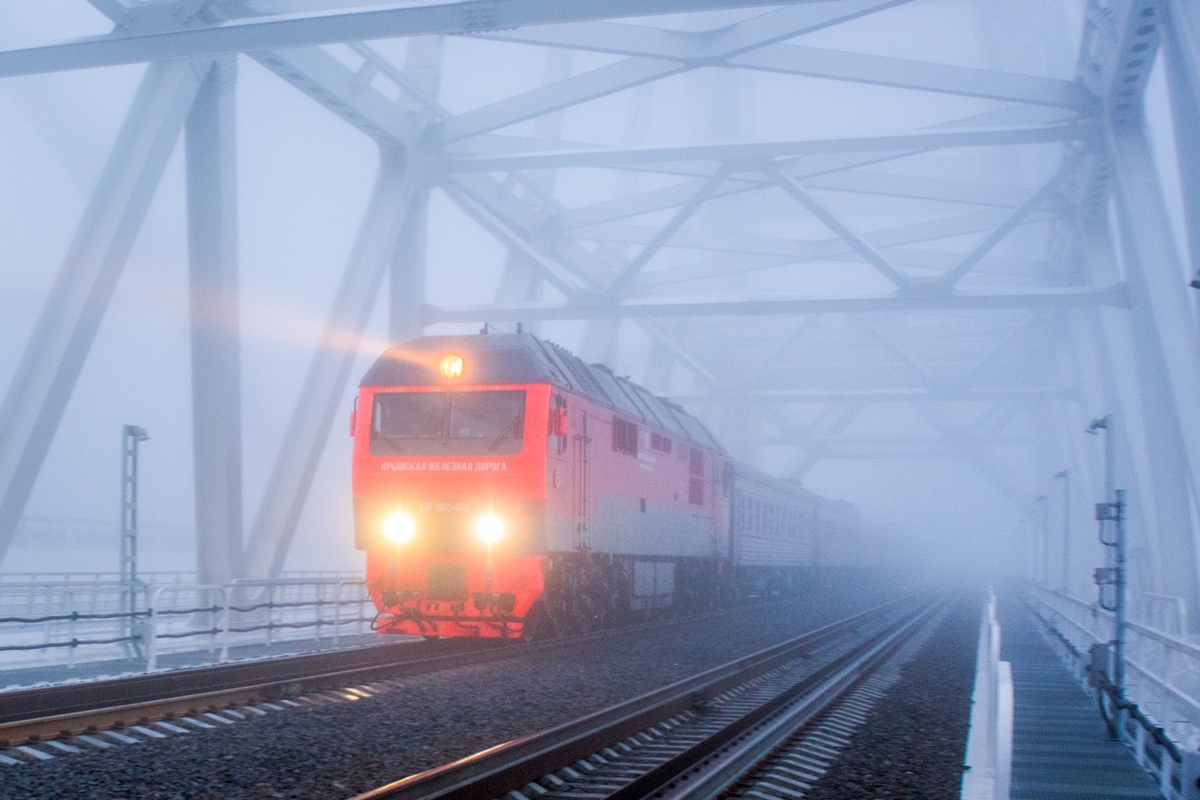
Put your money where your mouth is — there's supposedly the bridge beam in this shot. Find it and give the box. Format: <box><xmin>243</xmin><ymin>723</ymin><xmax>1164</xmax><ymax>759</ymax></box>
<box><xmin>0</xmin><ymin>0</ymin><xmax>856</xmax><ymax>78</ymax></box>
<box><xmin>1107</xmin><ymin>122</ymin><xmax>1200</xmax><ymax>630</ymax></box>
<box><xmin>186</xmin><ymin>56</ymin><xmax>245</xmax><ymax>584</ymax></box>
<box><xmin>426</xmin><ymin>285</ymin><xmax>1126</xmax><ymax>323</ymax></box>
<box><xmin>1162</xmin><ymin>0</ymin><xmax>1200</xmax><ymax>283</ymax></box>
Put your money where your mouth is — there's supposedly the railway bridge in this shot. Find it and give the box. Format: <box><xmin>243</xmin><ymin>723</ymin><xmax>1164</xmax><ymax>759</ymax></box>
<box><xmin>0</xmin><ymin>1</ymin><xmax>1199</xmax><ymax>795</ymax></box>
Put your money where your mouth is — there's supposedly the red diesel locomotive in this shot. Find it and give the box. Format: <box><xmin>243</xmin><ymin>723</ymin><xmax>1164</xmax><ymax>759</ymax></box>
<box><xmin>352</xmin><ymin>332</ymin><xmax>862</xmax><ymax>639</ymax></box>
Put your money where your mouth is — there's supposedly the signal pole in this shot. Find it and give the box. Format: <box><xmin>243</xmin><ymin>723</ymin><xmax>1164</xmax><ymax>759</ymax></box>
<box><xmin>120</xmin><ymin>425</ymin><xmax>149</xmax><ymax>658</ymax></box>
<box><xmin>1056</xmin><ymin>469</ymin><xmax>1070</xmax><ymax>591</ymax></box>
<box><xmin>1088</xmin><ymin>415</ymin><xmax>1126</xmax><ymax>702</ymax></box>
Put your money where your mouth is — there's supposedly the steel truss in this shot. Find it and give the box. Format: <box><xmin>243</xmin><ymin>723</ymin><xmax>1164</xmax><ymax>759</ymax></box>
<box><xmin>0</xmin><ymin>0</ymin><xmax>1197</xmax><ymax>632</ymax></box>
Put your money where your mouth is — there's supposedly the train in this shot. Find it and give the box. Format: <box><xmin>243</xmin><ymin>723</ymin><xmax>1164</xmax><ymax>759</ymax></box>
<box><xmin>351</xmin><ymin>331</ymin><xmax>867</xmax><ymax>639</ymax></box>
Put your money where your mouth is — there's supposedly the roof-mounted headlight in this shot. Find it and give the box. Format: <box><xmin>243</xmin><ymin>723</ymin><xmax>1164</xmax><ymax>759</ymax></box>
<box><xmin>439</xmin><ymin>353</ymin><xmax>464</xmax><ymax>379</ymax></box>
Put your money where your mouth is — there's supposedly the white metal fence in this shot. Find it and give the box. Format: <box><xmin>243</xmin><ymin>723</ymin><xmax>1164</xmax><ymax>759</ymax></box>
<box><xmin>1027</xmin><ymin>585</ymin><xmax>1200</xmax><ymax>748</ymax></box>
<box><xmin>0</xmin><ymin>571</ymin><xmax>194</xmax><ymax>585</ymax></box>
<box><xmin>0</xmin><ymin>574</ymin><xmax>376</xmax><ymax>675</ymax></box>
<box><xmin>1025</xmin><ymin>585</ymin><xmax>1200</xmax><ymax>800</ymax></box>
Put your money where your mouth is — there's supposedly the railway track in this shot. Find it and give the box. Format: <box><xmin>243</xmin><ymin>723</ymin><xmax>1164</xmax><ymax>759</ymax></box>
<box><xmin>353</xmin><ymin>596</ymin><xmax>940</xmax><ymax>800</ymax></box>
<box><xmin>0</xmin><ymin>596</ymin><xmax>812</xmax><ymax>754</ymax></box>
<box><xmin>0</xmin><ymin>638</ymin><xmax>507</xmax><ymax>750</ymax></box>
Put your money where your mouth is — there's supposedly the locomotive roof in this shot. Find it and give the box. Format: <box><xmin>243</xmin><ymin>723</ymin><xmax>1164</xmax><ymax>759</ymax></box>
<box><xmin>362</xmin><ymin>333</ymin><xmax>724</xmax><ymax>452</ymax></box>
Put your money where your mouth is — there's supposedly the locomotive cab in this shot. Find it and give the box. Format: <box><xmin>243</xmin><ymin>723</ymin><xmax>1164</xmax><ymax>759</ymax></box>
<box><xmin>353</xmin><ymin>332</ymin><xmax>735</xmax><ymax>640</ymax></box>
<box><xmin>353</xmin><ymin>337</ymin><xmax>555</xmax><ymax>638</ymax></box>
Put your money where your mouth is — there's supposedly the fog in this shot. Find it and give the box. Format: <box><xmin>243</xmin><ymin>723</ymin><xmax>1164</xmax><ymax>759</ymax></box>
<box><xmin>0</xmin><ymin>0</ymin><xmax>1191</xmax><ymax>596</ymax></box>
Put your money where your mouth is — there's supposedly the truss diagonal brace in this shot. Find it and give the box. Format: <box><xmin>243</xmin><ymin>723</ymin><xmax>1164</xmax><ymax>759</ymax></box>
<box><xmin>444</xmin><ymin>175</ymin><xmax>717</xmax><ymax>386</ymax></box>
<box><xmin>252</xmin><ymin>47</ymin><xmax>418</xmax><ymax>149</ymax></box>
<box><xmin>917</xmin><ymin>406</ymin><xmax>1028</xmax><ymax>506</ymax></box>
<box><xmin>436</xmin><ymin>57</ymin><xmax>684</xmax><ymax>145</ymax></box>
<box><xmin>703</xmin><ymin>0</ymin><xmax>912</xmax><ymax>59</ymax></box>
<box><xmin>441</xmin><ymin>181</ymin><xmax>592</xmax><ymax>297</ymax></box>
<box><xmin>768</xmin><ymin>166</ymin><xmax>908</xmax><ymax>288</ymax></box>
<box><xmin>939</xmin><ymin>150</ymin><xmax>1084</xmax><ymax>287</ymax></box>
<box><xmin>242</xmin><ymin>152</ymin><xmax>417</xmax><ymax>577</ymax></box>
<box><xmin>0</xmin><ymin>60</ymin><xmax>207</xmax><ymax>566</ymax></box>
<box><xmin>604</xmin><ymin>166</ymin><xmax>728</xmax><ymax>297</ymax></box>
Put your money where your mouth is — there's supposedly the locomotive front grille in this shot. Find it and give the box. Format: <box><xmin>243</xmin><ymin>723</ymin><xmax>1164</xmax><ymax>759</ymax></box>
<box><xmin>427</xmin><ymin>563</ymin><xmax>469</xmax><ymax>601</ymax></box>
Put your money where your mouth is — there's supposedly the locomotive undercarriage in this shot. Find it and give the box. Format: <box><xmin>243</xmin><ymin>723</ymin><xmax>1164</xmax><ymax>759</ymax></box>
<box><xmin>524</xmin><ymin>551</ymin><xmax>725</xmax><ymax>640</ymax></box>
<box><xmin>371</xmin><ymin>556</ymin><xmax>527</xmax><ymax>638</ymax></box>
<box><xmin>373</xmin><ymin>597</ymin><xmax>523</xmax><ymax>638</ymax></box>
<box><xmin>371</xmin><ymin>551</ymin><xmax>820</xmax><ymax>641</ymax></box>
<box><xmin>525</xmin><ymin>551</ymin><xmax>623</xmax><ymax>639</ymax></box>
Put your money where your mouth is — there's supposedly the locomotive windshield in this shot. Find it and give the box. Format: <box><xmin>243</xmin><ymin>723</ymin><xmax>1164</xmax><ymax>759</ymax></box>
<box><xmin>370</xmin><ymin>390</ymin><xmax>526</xmax><ymax>456</ymax></box>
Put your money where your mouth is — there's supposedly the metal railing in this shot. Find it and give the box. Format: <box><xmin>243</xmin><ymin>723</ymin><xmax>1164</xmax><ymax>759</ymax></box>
<box><xmin>0</xmin><ymin>584</ymin><xmax>143</xmax><ymax>669</ymax></box>
<box><xmin>1026</xmin><ymin>585</ymin><xmax>1200</xmax><ymax>745</ymax></box>
<box><xmin>0</xmin><ymin>569</ymin><xmax>358</xmax><ymax>586</ymax></box>
<box><xmin>0</xmin><ymin>571</ymin><xmax>194</xmax><ymax>585</ymax></box>
<box><xmin>1024</xmin><ymin>586</ymin><xmax>1200</xmax><ymax>800</ymax></box>
<box><xmin>0</xmin><ymin>577</ymin><xmax>375</xmax><ymax>674</ymax></box>
<box><xmin>1140</xmin><ymin>592</ymin><xmax>1190</xmax><ymax>639</ymax></box>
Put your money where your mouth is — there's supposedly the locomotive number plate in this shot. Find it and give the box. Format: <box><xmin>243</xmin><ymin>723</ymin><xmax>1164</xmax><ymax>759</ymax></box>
<box><xmin>420</xmin><ymin>501</ymin><xmax>472</xmax><ymax>513</ymax></box>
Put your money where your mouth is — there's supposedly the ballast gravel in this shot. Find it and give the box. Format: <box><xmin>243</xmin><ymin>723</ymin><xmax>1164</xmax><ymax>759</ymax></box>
<box><xmin>1</xmin><ymin>578</ymin><xmax>908</xmax><ymax>799</ymax></box>
<box><xmin>801</xmin><ymin>594</ymin><xmax>980</xmax><ymax>800</ymax></box>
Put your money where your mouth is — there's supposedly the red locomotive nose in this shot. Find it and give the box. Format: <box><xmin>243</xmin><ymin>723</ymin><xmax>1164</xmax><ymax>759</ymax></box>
<box><xmin>370</xmin><ymin>552</ymin><xmax>542</xmax><ymax>639</ymax></box>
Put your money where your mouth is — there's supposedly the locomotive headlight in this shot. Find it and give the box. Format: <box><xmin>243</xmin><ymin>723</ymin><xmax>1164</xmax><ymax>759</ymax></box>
<box><xmin>475</xmin><ymin>513</ymin><xmax>505</xmax><ymax>545</ymax></box>
<box><xmin>439</xmin><ymin>353</ymin><xmax>464</xmax><ymax>379</ymax></box>
<box><xmin>382</xmin><ymin>512</ymin><xmax>416</xmax><ymax>544</ymax></box>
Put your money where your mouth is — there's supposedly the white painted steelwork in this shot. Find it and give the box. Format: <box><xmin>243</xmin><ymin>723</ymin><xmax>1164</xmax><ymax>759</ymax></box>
<box><xmin>0</xmin><ymin>577</ymin><xmax>372</xmax><ymax>675</ymax></box>
<box><xmin>1027</xmin><ymin>585</ymin><xmax>1200</xmax><ymax>754</ymax></box>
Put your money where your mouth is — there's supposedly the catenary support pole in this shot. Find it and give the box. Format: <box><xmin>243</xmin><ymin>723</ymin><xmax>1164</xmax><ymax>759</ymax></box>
<box><xmin>1057</xmin><ymin>469</ymin><xmax>1070</xmax><ymax>591</ymax></box>
<box><xmin>120</xmin><ymin>424</ymin><xmax>149</xmax><ymax>658</ymax></box>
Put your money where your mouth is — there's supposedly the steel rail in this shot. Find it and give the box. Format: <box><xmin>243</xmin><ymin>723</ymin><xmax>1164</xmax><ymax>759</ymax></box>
<box><xmin>642</xmin><ymin>600</ymin><xmax>940</xmax><ymax>799</ymax></box>
<box><xmin>0</xmin><ymin>639</ymin><xmax>462</xmax><ymax>723</ymax></box>
<box><xmin>0</xmin><ymin>593</ymin><xmax>821</xmax><ymax>748</ymax></box>
<box><xmin>352</xmin><ymin>594</ymin><xmax>924</xmax><ymax>800</ymax></box>
<box><xmin>0</xmin><ymin>638</ymin><xmax>496</xmax><ymax>747</ymax></box>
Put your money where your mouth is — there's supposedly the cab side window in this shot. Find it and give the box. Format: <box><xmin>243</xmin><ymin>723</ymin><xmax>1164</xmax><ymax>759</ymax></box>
<box><xmin>550</xmin><ymin>394</ymin><xmax>568</xmax><ymax>454</ymax></box>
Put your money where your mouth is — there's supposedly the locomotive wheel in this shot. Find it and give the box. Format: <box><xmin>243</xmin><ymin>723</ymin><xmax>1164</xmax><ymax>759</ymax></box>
<box><xmin>571</xmin><ymin>592</ymin><xmax>599</xmax><ymax>634</ymax></box>
<box><xmin>521</xmin><ymin>601</ymin><xmax>558</xmax><ymax>641</ymax></box>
